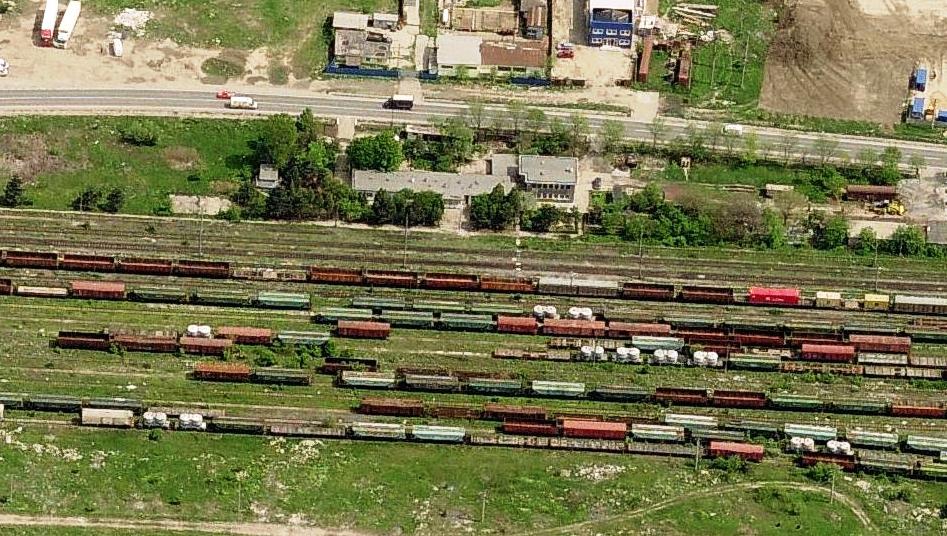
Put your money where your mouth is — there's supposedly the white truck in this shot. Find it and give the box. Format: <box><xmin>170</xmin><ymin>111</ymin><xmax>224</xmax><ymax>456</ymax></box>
<box><xmin>40</xmin><ymin>0</ymin><xmax>59</xmax><ymax>46</ymax></box>
<box><xmin>53</xmin><ymin>0</ymin><xmax>82</xmax><ymax>49</ymax></box>
<box><xmin>228</xmin><ymin>96</ymin><xmax>258</xmax><ymax>110</ymax></box>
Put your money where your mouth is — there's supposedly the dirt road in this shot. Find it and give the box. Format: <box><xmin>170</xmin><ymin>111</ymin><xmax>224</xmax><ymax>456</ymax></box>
<box><xmin>517</xmin><ymin>480</ymin><xmax>874</xmax><ymax>535</ymax></box>
<box><xmin>0</xmin><ymin>514</ymin><xmax>371</xmax><ymax>536</ymax></box>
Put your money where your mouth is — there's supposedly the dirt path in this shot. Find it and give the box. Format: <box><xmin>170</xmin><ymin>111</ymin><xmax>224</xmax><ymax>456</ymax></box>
<box><xmin>0</xmin><ymin>514</ymin><xmax>371</xmax><ymax>535</ymax></box>
<box><xmin>517</xmin><ymin>480</ymin><xmax>874</xmax><ymax>536</ymax></box>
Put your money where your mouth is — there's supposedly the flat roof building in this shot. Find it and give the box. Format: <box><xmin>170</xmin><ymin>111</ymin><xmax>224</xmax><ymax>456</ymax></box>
<box><xmin>435</xmin><ymin>34</ymin><xmax>483</xmax><ymax>76</ymax></box>
<box><xmin>518</xmin><ymin>155</ymin><xmax>579</xmax><ymax>204</ymax></box>
<box><xmin>588</xmin><ymin>0</ymin><xmax>635</xmax><ymax>48</ymax></box>
<box><xmin>333</xmin><ymin>11</ymin><xmax>370</xmax><ymax>30</ymax></box>
<box><xmin>352</xmin><ymin>170</ymin><xmax>512</xmax><ymax>208</ymax></box>
<box><xmin>256</xmin><ymin>164</ymin><xmax>280</xmax><ymax>190</ymax></box>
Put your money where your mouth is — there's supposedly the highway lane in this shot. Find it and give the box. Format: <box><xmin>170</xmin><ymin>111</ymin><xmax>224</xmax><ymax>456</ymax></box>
<box><xmin>1</xmin><ymin>89</ymin><xmax>946</xmax><ymax>166</ymax></box>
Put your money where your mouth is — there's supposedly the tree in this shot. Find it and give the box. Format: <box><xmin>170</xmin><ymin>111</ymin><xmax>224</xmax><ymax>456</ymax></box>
<box><xmin>506</xmin><ymin>101</ymin><xmax>527</xmax><ymax>137</ymax></box>
<box><xmin>346</xmin><ymin>131</ymin><xmax>403</xmax><ymax>171</ymax></box>
<box><xmin>778</xmin><ymin>134</ymin><xmax>798</xmax><ymax>165</ymax></box>
<box><xmin>296</xmin><ymin>139</ymin><xmax>336</xmax><ymax>178</ymax></box>
<box><xmin>648</xmin><ymin>117</ymin><xmax>667</xmax><ymax>149</ymax></box>
<box><xmin>875</xmin><ymin>146</ymin><xmax>903</xmax><ymax>185</ymax></box>
<box><xmin>886</xmin><ymin>225</ymin><xmax>926</xmax><ymax>256</ymax></box>
<box><xmin>856</xmin><ymin>148</ymin><xmax>879</xmax><ymax>169</ymax></box>
<box><xmin>437</xmin><ymin>117</ymin><xmax>476</xmax><ymax>167</ymax></box>
<box><xmin>600</xmin><ymin>119</ymin><xmax>625</xmax><ymax>158</ymax></box>
<box><xmin>257</xmin><ymin>114</ymin><xmax>298</xmax><ymax>169</ymax></box>
<box><xmin>119</xmin><ymin>120</ymin><xmax>160</xmax><ymax>146</ymax></box>
<box><xmin>773</xmin><ymin>190</ymin><xmax>807</xmax><ymax>226</ymax></box>
<box><xmin>231</xmin><ymin>179</ymin><xmax>267</xmax><ymax>218</ymax></box>
<box><xmin>813</xmin><ymin>135</ymin><xmax>839</xmax><ymax>167</ymax></box>
<box><xmin>523</xmin><ymin>205</ymin><xmax>564</xmax><ymax>232</ymax></box>
<box><xmin>908</xmin><ymin>154</ymin><xmax>926</xmax><ymax>178</ymax></box>
<box><xmin>469</xmin><ymin>184</ymin><xmax>522</xmax><ymax>230</ymax></box>
<box><xmin>0</xmin><ymin>176</ymin><xmax>30</xmax><ymax>208</ymax></box>
<box><xmin>805</xmin><ymin>462</ymin><xmax>841</xmax><ymax>484</ymax></box>
<box><xmin>100</xmin><ymin>188</ymin><xmax>125</xmax><ymax>213</ymax></box>
<box><xmin>567</xmin><ymin>113</ymin><xmax>590</xmax><ymax>157</ymax></box>
<box><xmin>296</xmin><ymin>108</ymin><xmax>322</xmax><ymax>148</ymax></box>
<box><xmin>706</xmin><ymin>121</ymin><xmax>724</xmax><ymax>150</ymax></box>
<box><xmin>742</xmin><ymin>132</ymin><xmax>759</xmax><ymax>165</ymax></box>
<box><xmin>853</xmin><ymin>227</ymin><xmax>878</xmax><ymax>256</ymax></box>
<box><xmin>465</xmin><ymin>100</ymin><xmax>487</xmax><ymax>139</ymax></box>
<box><xmin>817</xmin><ymin>215</ymin><xmax>849</xmax><ymax>250</ymax></box>
<box><xmin>72</xmin><ymin>187</ymin><xmax>102</xmax><ymax>212</ymax></box>
<box><xmin>686</xmin><ymin>123</ymin><xmax>710</xmax><ymax>160</ymax></box>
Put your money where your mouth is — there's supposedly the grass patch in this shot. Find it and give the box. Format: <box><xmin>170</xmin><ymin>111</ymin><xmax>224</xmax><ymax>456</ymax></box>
<box><xmin>201</xmin><ymin>55</ymin><xmax>246</xmax><ymax>80</ymax></box>
<box><xmin>421</xmin><ymin>0</ymin><xmax>439</xmax><ymax>38</ymax></box>
<box><xmin>268</xmin><ymin>64</ymin><xmax>290</xmax><ymax>85</ymax></box>
<box><xmin>0</xmin><ymin>116</ymin><xmax>263</xmax><ymax>215</ymax></box>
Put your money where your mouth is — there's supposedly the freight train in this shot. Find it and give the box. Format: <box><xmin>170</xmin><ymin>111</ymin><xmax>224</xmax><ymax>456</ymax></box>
<box><xmin>4</xmin><ymin>250</ymin><xmax>947</xmax><ymax>315</ymax></box>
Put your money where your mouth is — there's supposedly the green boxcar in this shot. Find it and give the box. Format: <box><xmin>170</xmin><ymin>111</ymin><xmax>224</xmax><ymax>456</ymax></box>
<box><xmin>316</xmin><ymin>308</ymin><xmax>375</xmax><ymax>323</ymax></box>
<box><xmin>380</xmin><ymin>310</ymin><xmax>435</xmax><ymax>328</ymax></box>
<box><xmin>467</xmin><ymin>303</ymin><xmax>525</xmax><ymax>316</ymax></box>
<box><xmin>352</xmin><ymin>296</ymin><xmax>407</xmax><ymax>311</ymax></box>
<box><xmin>413</xmin><ymin>300</ymin><xmax>466</xmax><ymax>313</ymax></box>
<box><xmin>770</xmin><ymin>395</ymin><xmax>824</xmax><ymax>411</ymax></box>
<box><xmin>277</xmin><ymin>331</ymin><xmax>330</xmax><ymax>346</ymax></box>
<box><xmin>905</xmin><ymin>329</ymin><xmax>947</xmax><ymax>344</ymax></box>
<box><xmin>845</xmin><ymin>324</ymin><xmax>902</xmax><ymax>335</ymax></box>
<box><xmin>439</xmin><ymin>313</ymin><xmax>496</xmax><ymax>331</ymax></box>
<box><xmin>632</xmin><ymin>336</ymin><xmax>685</xmax><ymax>352</ymax></box>
<box><xmin>27</xmin><ymin>395</ymin><xmax>82</xmax><ymax>413</ymax></box>
<box><xmin>256</xmin><ymin>291</ymin><xmax>310</xmax><ymax>309</ymax></box>
<box><xmin>590</xmin><ymin>385</ymin><xmax>651</xmax><ymax>402</ymax></box>
<box><xmin>86</xmin><ymin>398</ymin><xmax>144</xmax><ymax>413</ymax></box>
<box><xmin>727</xmin><ymin>354</ymin><xmax>782</xmax><ymax>371</ymax></box>
<box><xmin>0</xmin><ymin>392</ymin><xmax>25</xmax><ymax>409</ymax></box>
<box><xmin>784</xmin><ymin>423</ymin><xmax>837</xmax><ymax>441</ymax></box>
<box><xmin>466</xmin><ymin>378</ymin><xmax>523</xmax><ymax>395</ymax></box>
<box><xmin>784</xmin><ymin>321</ymin><xmax>840</xmax><ymax>334</ymax></box>
<box><xmin>828</xmin><ymin>399</ymin><xmax>888</xmax><ymax>414</ymax></box>
<box><xmin>906</xmin><ymin>435</ymin><xmax>947</xmax><ymax>453</ymax></box>
<box><xmin>723</xmin><ymin>420</ymin><xmax>781</xmax><ymax>436</ymax></box>
<box><xmin>846</xmin><ymin>430</ymin><xmax>899</xmax><ymax>449</ymax></box>
<box><xmin>191</xmin><ymin>290</ymin><xmax>252</xmax><ymax>307</ymax></box>
<box><xmin>918</xmin><ymin>463</ymin><xmax>947</xmax><ymax>479</ymax></box>
<box><xmin>691</xmin><ymin>428</ymin><xmax>747</xmax><ymax>442</ymax></box>
<box><xmin>251</xmin><ymin>368</ymin><xmax>312</xmax><ymax>386</ymax></box>
<box><xmin>209</xmin><ymin>418</ymin><xmax>266</xmax><ymax>435</ymax></box>
<box><xmin>129</xmin><ymin>287</ymin><xmax>188</xmax><ymax>303</ymax></box>
<box><xmin>404</xmin><ymin>374</ymin><xmax>461</xmax><ymax>391</ymax></box>
<box><xmin>729</xmin><ymin>320</ymin><xmax>783</xmax><ymax>332</ymax></box>
<box><xmin>663</xmin><ymin>316</ymin><xmax>720</xmax><ymax>329</ymax></box>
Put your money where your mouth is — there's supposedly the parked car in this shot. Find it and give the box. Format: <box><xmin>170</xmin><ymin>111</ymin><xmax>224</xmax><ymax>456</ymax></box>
<box><xmin>0</xmin><ymin>59</ymin><xmax>10</xmax><ymax>77</ymax></box>
<box><xmin>216</xmin><ymin>89</ymin><xmax>233</xmax><ymax>99</ymax></box>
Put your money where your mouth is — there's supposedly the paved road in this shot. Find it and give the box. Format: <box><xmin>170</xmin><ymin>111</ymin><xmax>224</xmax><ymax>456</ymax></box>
<box><xmin>1</xmin><ymin>89</ymin><xmax>945</xmax><ymax>166</ymax></box>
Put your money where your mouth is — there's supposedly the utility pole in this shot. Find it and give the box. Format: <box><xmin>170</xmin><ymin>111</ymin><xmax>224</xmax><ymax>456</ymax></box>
<box><xmin>873</xmin><ymin>243</ymin><xmax>880</xmax><ymax>291</ymax></box>
<box><xmin>480</xmin><ymin>492</ymin><xmax>487</xmax><ymax>523</ymax></box>
<box><xmin>198</xmin><ymin>199</ymin><xmax>205</xmax><ymax>257</ymax></box>
<box><xmin>830</xmin><ymin>471</ymin><xmax>836</xmax><ymax>504</ymax></box>
<box><xmin>638</xmin><ymin>225</ymin><xmax>645</xmax><ymax>279</ymax></box>
<box><xmin>402</xmin><ymin>209</ymin><xmax>410</xmax><ymax>269</ymax></box>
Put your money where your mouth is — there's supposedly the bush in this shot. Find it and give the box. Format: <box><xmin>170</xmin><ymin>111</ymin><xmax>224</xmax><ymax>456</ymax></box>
<box><xmin>201</xmin><ymin>56</ymin><xmax>244</xmax><ymax>79</ymax></box>
<box><xmin>119</xmin><ymin>120</ymin><xmax>160</xmax><ymax>146</ymax></box>
<box><xmin>346</xmin><ymin>132</ymin><xmax>403</xmax><ymax>171</ymax></box>
<box><xmin>147</xmin><ymin>429</ymin><xmax>162</xmax><ymax>442</ymax></box>
<box><xmin>805</xmin><ymin>462</ymin><xmax>840</xmax><ymax>483</ymax></box>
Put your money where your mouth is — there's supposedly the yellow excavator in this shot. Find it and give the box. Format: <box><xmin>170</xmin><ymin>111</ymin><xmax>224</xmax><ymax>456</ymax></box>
<box><xmin>871</xmin><ymin>199</ymin><xmax>905</xmax><ymax>216</ymax></box>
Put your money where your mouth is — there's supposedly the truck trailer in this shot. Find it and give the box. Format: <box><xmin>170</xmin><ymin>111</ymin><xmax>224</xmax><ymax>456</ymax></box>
<box><xmin>54</xmin><ymin>0</ymin><xmax>82</xmax><ymax>49</ymax></box>
<box><xmin>228</xmin><ymin>96</ymin><xmax>258</xmax><ymax>110</ymax></box>
<box><xmin>40</xmin><ymin>0</ymin><xmax>59</xmax><ymax>46</ymax></box>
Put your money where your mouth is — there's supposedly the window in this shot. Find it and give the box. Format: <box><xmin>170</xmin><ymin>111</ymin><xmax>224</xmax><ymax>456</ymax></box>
<box><xmin>618</xmin><ymin>39</ymin><xmax>630</xmax><ymax>46</ymax></box>
<box><xmin>619</xmin><ymin>29</ymin><xmax>630</xmax><ymax>36</ymax></box>
<box><xmin>606</xmin><ymin>29</ymin><xmax>617</xmax><ymax>36</ymax></box>
<box><xmin>592</xmin><ymin>28</ymin><xmax>604</xmax><ymax>35</ymax></box>
<box><xmin>590</xmin><ymin>37</ymin><xmax>603</xmax><ymax>44</ymax></box>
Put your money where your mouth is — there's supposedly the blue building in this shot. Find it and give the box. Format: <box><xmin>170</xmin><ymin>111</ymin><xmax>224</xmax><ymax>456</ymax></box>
<box><xmin>588</xmin><ymin>0</ymin><xmax>635</xmax><ymax>48</ymax></box>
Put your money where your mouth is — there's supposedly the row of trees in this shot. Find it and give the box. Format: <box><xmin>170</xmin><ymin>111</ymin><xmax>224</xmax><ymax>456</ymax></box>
<box><xmin>468</xmin><ymin>185</ymin><xmax>573</xmax><ymax>233</ymax></box>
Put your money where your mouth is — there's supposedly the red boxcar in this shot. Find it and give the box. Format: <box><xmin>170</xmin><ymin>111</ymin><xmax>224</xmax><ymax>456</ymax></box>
<box><xmin>307</xmin><ymin>266</ymin><xmax>363</xmax><ymax>284</ymax></box>
<box><xmin>0</xmin><ymin>278</ymin><xmax>13</xmax><ymax>295</ymax></box>
<box><xmin>337</xmin><ymin>320</ymin><xmax>391</xmax><ymax>339</ymax></box>
<box><xmin>112</xmin><ymin>334</ymin><xmax>179</xmax><ymax>353</ymax></box>
<box><xmin>561</xmin><ymin>419</ymin><xmax>627</xmax><ymax>440</ymax></box>
<box><xmin>480</xmin><ymin>276</ymin><xmax>536</xmax><ymax>293</ymax></box>
<box><xmin>655</xmin><ymin>387</ymin><xmax>710</xmax><ymax>405</ymax></box>
<box><xmin>890</xmin><ymin>404</ymin><xmax>946</xmax><ymax>418</ymax></box>
<box><xmin>608</xmin><ymin>322</ymin><xmax>671</xmax><ymax>338</ymax></box>
<box><xmin>193</xmin><ymin>362</ymin><xmax>251</xmax><ymax>382</ymax></box>
<box><xmin>179</xmin><ymin>336</ymin><xmax>233</xmax><ymax>355</ymax></box>
<box><xmin>483</xmin><ymin>403</ymin><xmax>546</xmax><ymax>421</ymax></box>
<box><xmin>56</xmin><ymin>331</ymin><xmax>111</xmax><ymax>350</ymax></box>
<box><xmin>848</xmin><ymin>334</ymin><xmax>911</xmax><ymax>354</ymax></box>
<box><xmin>799</xmin><ymin>343</ymin><xmax>856</xmax><ymax>363</ymax></box>
<box><xmin>542</xmin><ymin>319</ymin><xmax>607</xmax><ymax>337</ymax></box>
<box><xmin>680</xmin><ymin>285</ymin><xmax>735</xmax><ymax>304</ymax></box>
<box><xmin>215</xmin><ymin>326</ymin><xmax>273</xmax><ymax>345</ymax></box>
<box><xmin>174</xmin><ymin>259</ymin><xmax>231</xmax><ymax>278</ymax></box>
<box><xmin>800</xmin><ymin>452</ymin><xmax>856</xmax><ymax>471</ymax></box>
<box><xmin>677</xmin><ymin>329</ymin><xmax>729</xmax><ymax>344</ymax></box>
<box><xmin>70</xmin><ymin>280</ymin><xmax>126</xmax><ymax>300</ymax></box>
<box><xmin>712</xmin><ymin>390</ymin><xmax>767</xmax><ymax>408</ymax></box>
<box><xmin>364</xmin><ymin>270</ymin><xmax>418</xmax><ymax>288</ymax></box>
<box><xmin>359</xmin><ymin>397</ymin><xmax>425</xmax><ymax>417</ymax></box>
<box><xmin>4</xmin><ymin>250</ymin><xmax>58</xmax><ymax>268</ymax></box>
<box><xmin>421</xmin><ymin>272</ymin><xmax>479</xmax><ymax>290</ymax></box>
<box><xmin>845</xmin><ymin>185</ymin><xmax>897</xmax><ymax>202</ymax></box>
<box><xmin>732</xmin><ymin>333</ymin><xmax>785</xmax><ymax>347</ymax></box>
<box><xmin>502</xmin><ymin>421</ymin><xmax>559</xmax><ymax>436</ymax></box>
<box><xmin>497</xmin><ymin>315</ymin><xmax>539</xmax><ymax>335</ymax></box>
<box><xmin>429</xmin><ymin>404</ymin><xmax>483</xmax><ymax>419</ymax></box>
<box><xmin>118</xmin><ymin>257</ymin><xmax>174</xmax><ymax>275</ymax></box>
<box><xmin>709</xmin><ymin>441</ymin><xmax>764</xmax><ymax>462</ymax></box>
<box><xmin>747</xmin><ymin>287</ymin><xmax>800</xmax><ymax>306</ymax></box>
<box><xmin>620</xmin><ymin>282</ymin><xmax>675</xmax><ymax>301</ymax></box>
<box><xmin>61</xmin><ymin>254</ymin><xmax>116</xmax><ymax>272</ymax></box>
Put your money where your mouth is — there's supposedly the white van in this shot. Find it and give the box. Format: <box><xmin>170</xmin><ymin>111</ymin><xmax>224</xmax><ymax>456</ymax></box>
<box><xmin>111</xmin><ymin>38</ymin><xmax>124</xmax><ymax>58</ymax></box>
<box><xmin>228</xmin><ymin>96</ymin><xmax>258</xmax><ymax>110</ymax></box>
<box><xmin>723</xmin><ymin>123</ymin><xmax>744</xmax><ymax>135</ymax></box>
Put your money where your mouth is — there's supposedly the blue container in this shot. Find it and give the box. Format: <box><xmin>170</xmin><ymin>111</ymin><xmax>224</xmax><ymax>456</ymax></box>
<box><xmin>936</xmin><ymin>111</ymin><xmax>947</xmax><ymax>122</ymax></box>
<box><xmin>915</xmin><ymin>68</ymin><xmax>928</xmax><ymax>90</ymax></box>
<box><xmin>911</xmin><ymin>97</ymin><xmax>925</xmax><ymax>117</ymax></box>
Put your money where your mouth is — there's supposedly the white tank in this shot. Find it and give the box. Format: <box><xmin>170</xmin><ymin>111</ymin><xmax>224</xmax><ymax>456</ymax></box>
<box><xmin>692</xmin><ymin>351</ymin><xmax>706</xmax><ymax>366</ymax></box>
<box><xmin>827</xmin><ymin>440</ymin><xmax>839</xmax><ymax>453</ymax></box>
<box><xmin>653</xmin><ymin>349</ymin><xmax>666</xmax><ymax>364</ymax></box>
<box><xmin>580</xmin><ymin>346</ymin><xmax>593</xmax><ymax>359</ymax></box>
<box><xmin>707</xmin><ymin>352</ymin><xmax>719</xmax><ymax>366</ymax></box>
<box><xmin>804</xmin><ymin>438</ymin><xmax>816</xmax><ymax>451</ymax></box>
<box><xmin>568</xmin><ymin>307</ymin><xmax>581</xmax><ymax>319</ymax></box>
<box><xmin>594</xmin><ymin>346</ymin><xmax>605</xmax><ymax>359</ymax></box>
<box><xmin>667</xmin><ymin>350</ymin><xmax>679</xmax><ymax>364</ymax></box>
<box><xmin>142</xmin><ymin>411</ymin><xmax>154</xmax><ymax>426</ymax></box>
<box><xmin>441</xmin><ymin>8</ymin><xmax>449</xmax><ymax>25</ymax></box>
<box><xmin>198</xmin><ymin>325</ymin><xmax>212</xmax><ymax>337</ymax></box>
<box><xmin>533</xmin><ymin>305</ymin><xmax>545</xmax><ymax>318</ymax></box>
<box><xmin>580</xmin><ymin>307</ymin><xmax>593</xmax><ymax>320</ymax></box>
<box><xmin>186</xmin><ymin>324</ymin><xmax>200</xmax><ymax>337</ymax></box>
<box><xmin>544</xmin><ymin>306</ymin><xmax>558</xmax><ymax>319</ymax></box>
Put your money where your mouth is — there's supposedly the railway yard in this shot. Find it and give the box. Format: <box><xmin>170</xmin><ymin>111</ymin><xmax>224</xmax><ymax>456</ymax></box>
<box><xmin>2</xmin><ymin>209</ymin><xmax>947</xmax><ymax>535</ymax></box>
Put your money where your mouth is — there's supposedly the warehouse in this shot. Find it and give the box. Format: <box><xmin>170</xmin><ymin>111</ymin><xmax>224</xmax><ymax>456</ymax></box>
<box><xmin>588</xmin><ymin>0</ymin><xmax>635</xmax><ymax>48</ymax></box>
<box><xmin>518</xmin><ymin>155</ymin><xmax>578</xmax><ymax>203</ymax></box>
<box><xmin>351</xmin><ymin>170</ymin><xmax>513</xmax><ymax>208</ymax></box>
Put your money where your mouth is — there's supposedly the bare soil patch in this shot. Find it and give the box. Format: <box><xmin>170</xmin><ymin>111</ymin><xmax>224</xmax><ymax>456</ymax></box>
<box><xmin>0</xmin><ymin>133</ymin><xmax>74</xmax><ymax>181</ymax></box>
<box><xmin>761</xmin><ymin>0</ymin><xmax>947</xmax><ymax>124</ymax></box>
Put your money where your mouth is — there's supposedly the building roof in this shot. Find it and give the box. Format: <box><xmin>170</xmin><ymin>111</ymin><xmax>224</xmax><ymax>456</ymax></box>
<box><xmin>927</xmin><ymin>221</ymin><xmax>947</xmax><ymax>245</ymax></box>
<box><xmin>480</xmin><ymin>41</ymin><xmax>546</xmax><ymax>69</ymax></box>
<box><xmin>352</xmin><ymin>170</ymin><xmax>511</xmax><ymax>200</ymax></box>
<box><xmin>256</xmin><ymin>164</ymin><xmax>280</xmax><ymax>189</ymax></box>
<box><xmin>589</xmin><ymin>0</ymin><xmax>636</xmax><ymax>10</ymax></box>
<box><xmin>333</xmin><ymin>29</ymin><xmax>391</xmax><ymax>65</ymax></box>
<box><xmin>372</xmin><ymin>12</ymin><xmax>399</xmax><ymax>22</ymax></box>
<box><xmin>333</xmin><ymin>11</ymin><xmax>370</xmax><ymax>30</ymax></box>
<box><xmin>436</xmin><ymin>34</ymin><xmax>483</xmax><ymax>67</ymax></box>
<box><xmin>490</xmin><ymin>153</ymin><xmax>518</xmax><ymax>177</ymax></box>
<box><xmin>518</xmin><ymin>155</ymin><xmax>578</xmax><ymax>185</ymax></box>
<box><xmin>847</xmin><ymin>219</ymin><xmax>906</xmax><ymax>240</ymax></box>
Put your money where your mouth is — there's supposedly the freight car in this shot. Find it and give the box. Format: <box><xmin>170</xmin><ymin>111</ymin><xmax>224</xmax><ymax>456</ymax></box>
<box><xmin>70</xmin><ymin>280</ymin><xmax>126</xmax><ymax>300</ymax></box>
<box><xmin>708</xmin><ymin>441</ymin><xmax>764</xmax><ymax>462</ymax></box>
<box><xmin>61</xmin><ymin>254</ymin><xmax>116</xmax><ymax>272</ymax></box>
<box><xmin>3</xmin><ymin>250</ymin><xmax>57</xmax><ymax>268</ymax></box>
<box><xmin>56</xmin><ymin>330</ymin><xmax>111</xmax><ymax>351</ymax></box>
<box><xmin>118</xmin><ymin>258</ymin><xmax>173</xmax><ymax>275</ymax></box>
<box><xmin>192</xmin><ymin>362</ymin><xmax>252</xmax><ymax>382</ymax></box>
<box><xmin>174</xmin><ymin>259</ymin><xmax>231</xmax><ymax>278</ymax></box>
<box><xmin>336</xmin><ymin>320</ymin><xmax>391</xmax><ymax>339</ymax></box>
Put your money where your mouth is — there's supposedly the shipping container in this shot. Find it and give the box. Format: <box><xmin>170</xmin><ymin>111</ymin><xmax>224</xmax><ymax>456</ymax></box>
<box><xmin>542</xmin><ymin>319</ymin><xmax>607</xmax><ymax>337</ymax></box>
<box><xmin>118</xmin><ymin>258</ymin><xmax>174</xmax><ymax>275</ymax></box>
<box><xmin>192</xmin><ymin>362</ymin><xmax>252</xmax><ymax>382</ymax></box>
<box><xmin>621</xmin><ymin>282</ymin><xmax>676</xmax><ymax>301</ymax></box>
<box><xmin>799</xmin><ymin>343</ymin><xmax>856</xmax><ymax>363</ymax></box>
<box><xmin>61</xmin><ymin>254</ymin><xmax>115</xmax><ymax>272</ymax></box>
<box><xmin>174</xmin><ymin>259</ymin><xmax>231</xmax><ymax>278</ymax></box>
<box><xmin>179</xmin><ymin>336</ymin><xmax>233</xmax><ymax>356</ymax></box>
<box><xmin>81</xmin><ymin>408</ymin><xmax>135</xmax><ymax>428</ymax></box>
<box><xmin>364</xmin><ymin>269</ymin><xmax>418</xmax><ymax>288</ymax></box>
<box><xmin>679</xmin><ymin>285</ymin><xmax>734</xmax><ymax>304</ymax></box>
<box><xmin>16</xmin><ymin>285</ymin><xmax>69</xmax><ymax>298</ymax></box>
<box><xmin>422</xmin><ymin>272</ymin><xmax>479</xmax><ymax>290</ymax></box>
<box><xmin>561</xmin><ymin>419</ymin><xmax>627</xmax><ymax>440</ymax></box>
<box><xmin>502</xmin><ymin>421</ymin><xmax>559</xmax><ymax>436</ymax></box>
<box><xmin>747</xmin><ymin>287</ymin><xmax>800</xmax><ymax>306</ymax></box>
<box><xmin>350</xmin><ymin>422</ymin><xmax>407</xmax><ymax>440</ymax></box>
<box><xmin>256</xmin><ymin>291</ymin><xmax>310</xmax><ymax>310</ymax></box>
<box><xmin>479</xmin><ymin>276</ymin><xmax>535</xmax><ymax>293</ymax></box>
<box><xmin>308</xmin><ymin>266</ymin><xmax>363</xmax><ymax>284</ymax></box>
<box><xmin>862</xmin><ymin>294</ymin><xmax>890</xmax><ymax>311</ymax></box>
<box><xmin>411</xmin><ymin>425</ymin><xmax>466</xmax><ymax>443</ymax></box>
<box><xmin>70</xmin><ymin>280</ymin><xmax>126</xmax><ymax>300</ymax></box>
<box><xmin>849</xmin><ymin>334</ymin><xmax>911</xmax><ymax>354</ymax></box>
<box><xmin>56</xmin><ymin>330</ymin><xmax>111</xmax><ymax>351</ymax></box>
<box><xmin>112</xmin><ymin>334</ymin><xmax>179</xmax><ymax>353</ymax></box>
<box><xmin>215</xmin><ymin>326</ymin><xmax>273</xmax><ymax>345</ymax></box>
<box><xmin>339</xmin><ymin>371</ymin><xmax>397</xmax><ymax>389</ymax></box>
<box><xmin>336</xmin><ymin>320</ymin><xmax>390</xmax><ymax>339</ymax></box>
<box><xmin>497</xmin><ymin>315</ymin><xmax>539</xmax><ymax>335</ymax></box>
<box><xmin>607</xmin><ymin>322</ymin><xmax>671</xmax><ymax>338</ymax></box>
<box><xmin>251</xmin><ymin>368</ymin><xmax>312</xmax><ymax>386</ymax></box>
<box><xmin>358</xmin><ymin>397</ymin><xmax>425</xmax><ymax>417</ymax></box>
<box><xmin>3</xmin><ymin>250</ymin><xmax>58</xmax><ymax>268</ymax></box>
<box><xmin>655</xmin><ymin>387</ymin><xmax>709</xmax><ymax>406</ymax></box>
<box><xmin>708</xmin><ymin>441</ymin><xmax>764</xmax><ymax>462</ymax></box>
<box><xmin>712</xmin><ymin>390</ymin><xmax>767</xmax><ymax>408</ymax></box>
